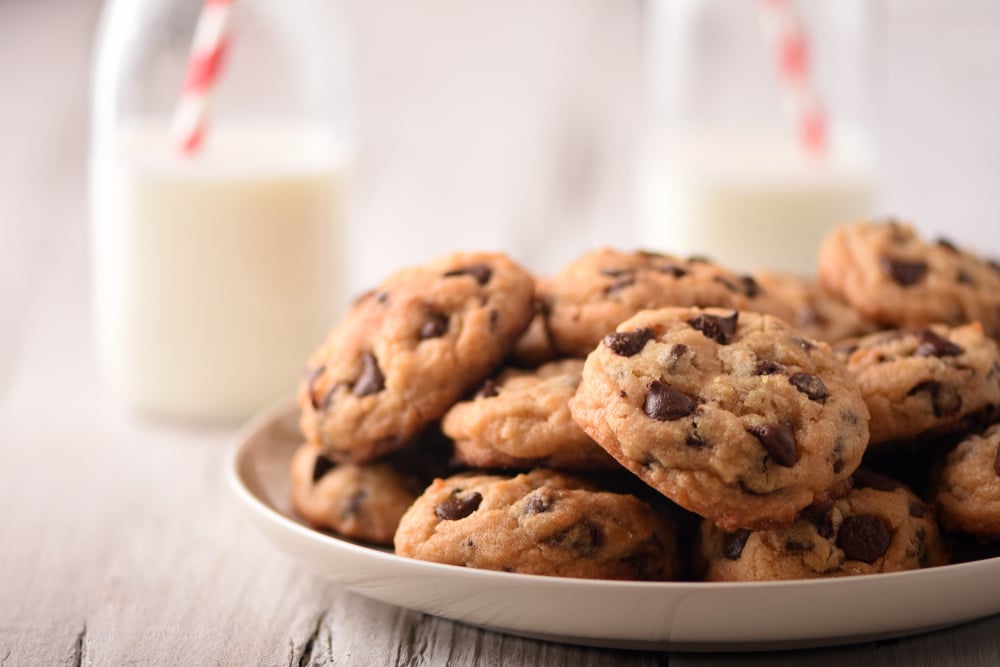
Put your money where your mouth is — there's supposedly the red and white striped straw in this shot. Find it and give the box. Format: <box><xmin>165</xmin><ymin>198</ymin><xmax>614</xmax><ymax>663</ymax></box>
<box><xmin>170</xmin><ymin>0</ymin><xmax>235</xmax><ymax>155</ymax></box>
<box><xmin>756</xmin><ymin>0</ymin><xmax>826</xmax><ymax>157</ymax></box>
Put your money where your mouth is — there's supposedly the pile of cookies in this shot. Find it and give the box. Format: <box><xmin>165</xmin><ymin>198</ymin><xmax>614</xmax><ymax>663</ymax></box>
<box><xmin>289</xmin><ymin>219</ymin><xmax>1000</xmax><ymax>581</ymax></box>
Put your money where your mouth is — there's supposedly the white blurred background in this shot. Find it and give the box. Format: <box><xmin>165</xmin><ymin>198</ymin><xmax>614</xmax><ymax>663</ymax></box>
<box><xmin>1</xmin><ymin>0</ymin><xmax>999</xmax><ymax>295</ymax></box>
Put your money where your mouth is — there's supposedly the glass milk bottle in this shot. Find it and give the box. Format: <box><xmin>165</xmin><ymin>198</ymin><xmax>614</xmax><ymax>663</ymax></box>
<box><xmin>90</xmin><ymin>0</ymin><xmax>355</xmax><ymax>422</ymax></box>
<box><xmin>638</xmin><ymin>0</ymin><xmax>881</xmax><ymax>273</ymax></box>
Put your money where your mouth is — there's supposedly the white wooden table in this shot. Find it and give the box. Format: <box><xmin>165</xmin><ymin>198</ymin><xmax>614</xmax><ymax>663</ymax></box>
<box><xmin>3</xmin><ymin>1</ymin><xmax>1000</xmax><ymax>664</ymax></box>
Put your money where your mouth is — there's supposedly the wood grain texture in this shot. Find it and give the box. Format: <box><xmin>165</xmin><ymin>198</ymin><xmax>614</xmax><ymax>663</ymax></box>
<box><xmin>2</xmin><ymin>0</ymin><xmax>1000</xmax><ymax>665</ymax></box>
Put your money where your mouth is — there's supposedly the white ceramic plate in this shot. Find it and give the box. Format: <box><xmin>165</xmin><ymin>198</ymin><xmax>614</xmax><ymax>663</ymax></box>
<box><xmin>227</xmin><ymin>401</ymin><xmax>1000</xmax><ymax>651</ymax></box>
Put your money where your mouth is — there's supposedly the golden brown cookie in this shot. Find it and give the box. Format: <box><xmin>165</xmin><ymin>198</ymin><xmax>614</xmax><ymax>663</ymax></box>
<box><xmin>933</xmin><ymin>423</ymin><xmax>1000</xmax><ymax>540</ymax></box>
<box><xmin>290</xmin><ymin>442</ymin><xmax>423</xmax><ymax>545</ymax></box>
<box><xmin>817</xmin><ymin>219</ymin><xmax>1000</xmax><ymax>338</ymax></box>
<box><xmin>394</xmin><ymin>469</ymin><xmax>681</xmax><ymax>580</ymax></box>
<box><xmin>753</xmin><ymin>270</ymin><xmax>880</xmax><ymax>344</ymax></box>
<box><xmin>541</xmin><ymin>248</ymin><xmax>795</xmax><ymax>358</ymax></box>
<box><xmin>835</xmin><ymin>323</ymin><xmax>1000</xmax><ymax>445</ymax></box>
<box><xmin>569</xmin><ymin>307</ymin><xmax>870</xmax><ymax>531</ymax></box>
<box><xmin>442</xmin><ymin>360</ymin><xmax>618</xmax><ymax>471</ymax></box>
<box><xmin>696</xmin><ymin>470</ymin><xmax>949</xmax><ymax>580</ymax></box>
<box><xmin>299</xmin><ymin>252</ymin><xmax>535</xmax><ymax>463</ymax></box>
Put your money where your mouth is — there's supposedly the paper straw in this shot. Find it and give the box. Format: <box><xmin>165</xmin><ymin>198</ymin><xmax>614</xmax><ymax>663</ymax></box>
<box><xmin>757</xmin><ymin>0</ymin><xmax>827</xmax><ymax>157</ymax></box>
<box><xmin>170</xmin><ymin>0</ymin><xmax>235</xmax><ymax>154</ymax></box>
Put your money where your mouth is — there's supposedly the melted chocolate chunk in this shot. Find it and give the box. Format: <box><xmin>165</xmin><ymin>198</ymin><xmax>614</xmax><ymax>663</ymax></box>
<box><xmin>644</xmin><ymin>381</ymin><xmax>698</xmax><ymax>421</ymax></box>
<box><xmin>788</xmin><ymin>373</ymin><xmax>828</xmax><ymax>402</ymax></box>
<box><xmin>419</xmin><ymin>310</ymin><xmax>449</xmax><ymax>340</ymax></box>
<box><xmin>913</xmin><ymin>329</ymin><xmax>964</xmax><ymax>357</ymax></box>
<box><xmin>723</xmin><ymin>528</ymin><xmax>752</xmax><ymax>560</ymax></box>
<box><xmin>907</xmin><ymin>381</ymin><xmax>963</xmax><ymax>417</ymax></box>
<box><xmin>435</xmin><ymin>491</ymin><xmax>483</xmax><ymax>521</ymax></box>
<box><xmin>546</xmin><ymin>521</ymin><xmax>603</xmax><ymax>555</ymax></box>
<box><xmin>311</xmin><ymin>454</ymin><xmax>336</xmax><ymax>483</ymax></box>
<box><xmin>352</xmin><ymin>352</ymin><xmax>386</xmax><ymax>397</ymax></box>
<box><xmin>654</xmin><ymin>262</ymin><xmax>687</xmax><ymax>278</ymax></box>
<box><xmin>784</xmin><ymin>538</ymin><xmax>813</xmax><ymax>553</ymax></box>
<box><xmin>306</xmin><ymin>365</ymin><xmax>326</xmax><ymax>410</ymax></box>
<box><xmin>747</xmin><ymin>423</ymin><xmax>799</xmax><ymax>467</ymax></box>
<box><xmin>936</xmin><ymin>237</ymin><xmax>959</xmax><ymax>253</ymax></box>
<box><xmin>668</xmin><ymin>343</ymin><xmax>689</xmax><ymax>366</ymax></box>
<box><xmin>604</xmin><ymin>327</ymin><xmax>654</xmax><ymax>357</ymax></box>
<box><xmin>880</xmin><ymin>256</ymin><xmax>928</xmax><ymax>286</ymax></box>
<box><xmin>755</xmin><ymin>359</ymin><xmax>782</xmax><ymax>375</ymax></box>
<box><xmin>523</xmin><ymin>490</ymin><xmax>554</xmax><ymax>515</ymax></box>
<box><xmin>444</xmin><ymin>263</ymin><xmax>492</xmax><ymax>285</ymax></box>
<box><xmin>687</xmin><ymin>311</ymin><xmax>739</xmax><ymax>345</ymax></box>
<box><xmin>837</xmin><ymin>514</ymin><xmax>891</xmax><ymax>563</ymax></box>
<box><xmin>342</xmin><ymin>489</ymin><xmax>366</xmax><ymax>518</ymax></box>
<box><xmin>604</xmin><ymin>276</ymin><xmax>637</xmax><ymax>295</ymax></box>
<box><xmin>476</xmin><ymin>379</ymin><xmax>499</xmax><ymax>399</ymax></box>
<box><xmin>801</xmin><ymin>507</ymin><xmax>835</xmax><ymax>539</ymax></box>
<box><xmin>740</xmin><ymin>275</ymin><xmax>759</xmax><ymax>298</ymax></box>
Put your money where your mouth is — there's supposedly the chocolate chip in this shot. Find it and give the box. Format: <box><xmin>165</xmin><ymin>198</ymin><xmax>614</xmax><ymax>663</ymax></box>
<box><xmin>907</xmin><ymin>381</ymin><xmax>962</xmax><ymax>417</ymax></box>
<box><xmin>342</xmin><ymin>489</ymin><xmax>366</xmax><ymax>518</ymax></box>
<box><xmin>352</xmin><ymin>352</ymin><xmax>385</xmax><ymax>397</ymax></box>
<box><xmin>880</xmin><ymin>256</ymin><xmax>928</xmax><ymax>286</ymax></box>
<box><xmin>523</xmin><ymin>490</ymin><xmax>553</xmax><ymax>515</ymax></box>
<box><xmin>476</xmin><ymin>379</ymin><xmax>499</xmax><ymax>399</ymax></box>
<box><xmin>852</xmin><ymin>469</ymin><xmax>899</xmax><ymax>492</ymax></box>
<box><xmin>723</xmin><ymin>528</ymin><xmax>752</xmax><ymax>560</ymax></box>
<box><xmin>604</xmin><ymin>327</ymin><xmax>654</xmax><ymax>357</ymax></box>
<box><xmin>957</xmin><ymin>268</ymin><xmax>974</xmax><ymax>285</ymax></box>
<box><xmin>837</xmin><ymin>514</ymin><xmax>891</xmax><ymax>563</ymax></box>
<box><xmin>685</xmin><ymin>431</ymin><xmax>707</xmax><ymax>448</ymax></box>
<box><xmin>545</xmin><ymin>521</ymin><xmax>603</xmax><ymax>555</ymax></box>
<box><xmin>936</xmin><ymin>237</ymin><xmax>958</xmax><ymax>253</ymax></box>
<box><xmin>654</xmin><ymin>262</ymin><xmax>687</xmax><ymax>278</ymax></box>
<box><xmin>644</xmin><ymin>381</ymin><xmax>698</xmax><ymax>421</ymax></box>
<box><xmin>311</xmin><ymin>454</ymin><xmax>336</xmax><ymax>483</ymax></box>
<box><xmin>434</xmin><ymin>491</ymin><xmax>483</xmax><ymax>521</ymax></box>
<box><xmin>909</xmin><ymin>499</ymin><xmax>926</xmax><ymax>518</ymax></box>
<box><xmin>306</xmin><ymin>365</ymin><xmax>326</xmax><ymax>410</ymax></box>
<box><xmin>755</xmin><ymin>359</ymin><xmax>782</xmax><ymax>375</ymax></box>
<box><xmin>788</xmin><ymin>373</ymin><xmax>828</xmax><ymax>402</ymax></box>
<box><xmin>444</xmin><ymin>263</ymin><xmax>492</xmax><ymax>285</ymax></box>
<box><xmin>784</xmin><ymin>538</ymin><xmax>813</xmax><ymax>553</ymax></box>
<box><xmin>747</xmin><ymin>423</ymin><xmax>798</xmax><ymax>467</ymax></box>
<box><xmin>740</xmin><ymin>275</ymin><xmax>759</xmax><ymax>298</ymax></box>
<box><xmin>688</xmin><ymin>311</ymin><xmax>739</xmax><ymax>345</ymax></box>
<box><xmin>801</xmin><ymin>507</ymin><xmax>834</xmax><ymax>539</ymax></box>
<box><xmin>914</xmin><ymin>329</ymin><xmax>964</xmax><ymax>357</ymax></box>
<box><xmin>668</xmin><ymin>343</ymin><xmax>689</xmax><ymax>366</ymax></box>
<box><xmin>419</xmin><ymin>310</ymin><xmax>449</xmax><ymax>340</ymax></box>
<box><xmin>604</xmin><ymin>276</ymin><xmax>636</xmax><ymax>295</ymax></box>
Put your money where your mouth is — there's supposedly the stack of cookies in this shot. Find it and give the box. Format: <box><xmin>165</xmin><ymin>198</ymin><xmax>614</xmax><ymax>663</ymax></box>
<box><xmin>289</xmin><ymin>219</ymin><xmax>1000</xmax><ymax>582</ymax></box>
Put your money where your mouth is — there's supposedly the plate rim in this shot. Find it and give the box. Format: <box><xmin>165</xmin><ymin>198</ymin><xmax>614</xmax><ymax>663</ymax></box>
<box><xmin>227</xmin><ymin>399</ymin><xmax>1000</xmax><ymax>650</ymax></box>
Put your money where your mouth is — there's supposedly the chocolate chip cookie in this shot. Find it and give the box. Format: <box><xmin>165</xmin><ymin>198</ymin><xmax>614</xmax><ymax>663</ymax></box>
<box><xmin>754</xmin><ymin>270</ymin><xmax>880</xmax><ymax>344</ymax></box>
<box><xmin>817</xmin><ymin>219</ymin><xmax>1000</xmax><ymax>339</ymax></box>
<box><xmin>393</xmin><ymin>469</ymin><xmax>682</xmax><ymax>580</ymax></box>
<box><xmin>696</xmin><ymin>470</ymin><xmax>949</xmax><ymax>581</ymax></box>
<box><xmin>933</xmin><ymin>423</ymin><xmax>1000</xmax><ymax>540</ymax></box>
<box><xmin>541</xmin><ymin>249</ymin><xmax>795</xmax><ymax>358</ymax></box>
<box><xmin>569</xmin><ymin>307</ymin><xmax>870</xmax><ymax>531</ymax></box>
<box><xmin>290</xmin><ymin>442</ymin><xmax>423</xmax><ymax>545</ymax></box>
<box><xmin>835</xmin><ymin>323</ymin><xmax>1000</xmax><ymax>445</ymax></box>
<box><xmin>298</xmin><ymin>252</ymin><xmax>535</xmax><ymax>463</ymax></box>
<box><xmin>442</xmin><ymin>360</ymin><xmax>618</xmax><ymax>471</ymax></box>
